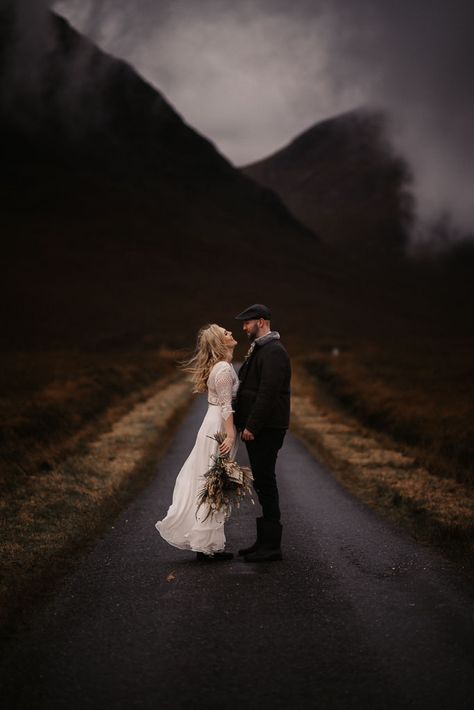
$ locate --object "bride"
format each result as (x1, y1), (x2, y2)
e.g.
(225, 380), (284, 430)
(155, 323), (239, 561)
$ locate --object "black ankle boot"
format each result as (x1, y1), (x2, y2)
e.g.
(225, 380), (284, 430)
(244, 520), (282, 562)
(238, 517), (264, 556)
(196, 551), (234, 562)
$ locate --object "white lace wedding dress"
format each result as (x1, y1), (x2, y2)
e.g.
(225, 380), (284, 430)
(155, 360), (239, 554)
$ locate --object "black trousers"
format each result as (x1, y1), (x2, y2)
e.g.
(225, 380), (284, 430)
(245, 428), (286, 523)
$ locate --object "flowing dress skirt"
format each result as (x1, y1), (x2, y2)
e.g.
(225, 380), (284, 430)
(155, 403), (238, 554)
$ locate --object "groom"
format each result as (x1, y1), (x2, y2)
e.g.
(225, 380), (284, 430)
(234, 304), (291, 562)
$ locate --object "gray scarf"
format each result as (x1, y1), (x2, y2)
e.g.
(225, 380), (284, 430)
(245, 331), (280, 360)
(255, 330), (280, 347)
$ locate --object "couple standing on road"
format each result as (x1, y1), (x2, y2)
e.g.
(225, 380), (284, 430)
(155, 304), (291, 563)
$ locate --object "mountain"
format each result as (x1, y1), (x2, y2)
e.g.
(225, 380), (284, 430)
(0, 9), (332, 351)
(1, 9), (466, 356)
(243, 110), (413, 259)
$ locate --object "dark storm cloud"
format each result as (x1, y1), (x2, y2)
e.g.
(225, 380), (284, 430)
(325, 1), (474, 237)
(53, 0), (364, 160)
(6, 0), (474, 237)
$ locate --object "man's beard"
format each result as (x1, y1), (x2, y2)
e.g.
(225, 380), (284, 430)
(247, 324), (259, 342)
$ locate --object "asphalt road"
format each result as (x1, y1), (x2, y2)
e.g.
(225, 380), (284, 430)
(1, 395), (474, 710)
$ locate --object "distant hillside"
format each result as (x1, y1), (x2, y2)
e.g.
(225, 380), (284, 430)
(244, 110), (413, 258)
(0, 10), (345, 352)
(1, 9), (469, 356)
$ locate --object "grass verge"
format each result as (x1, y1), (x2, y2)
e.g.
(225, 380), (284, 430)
(291, 357), (474, 579)
(0, 349), (193, 640)
(303, 339), (473, 485)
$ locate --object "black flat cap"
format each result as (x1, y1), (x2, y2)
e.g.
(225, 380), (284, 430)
(235, 303), (271, 320)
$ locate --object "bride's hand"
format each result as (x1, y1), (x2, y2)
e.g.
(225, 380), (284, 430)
(219, 435), (235, 456)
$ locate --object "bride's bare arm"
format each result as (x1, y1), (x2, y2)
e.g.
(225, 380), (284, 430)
(219, 414), (236, 455)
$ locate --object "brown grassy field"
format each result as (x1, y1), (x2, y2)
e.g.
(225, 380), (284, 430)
(303, 337), (474, 487)
(0, 347), (193, 637)
(291, 358), (474, 577)
(0, 347), (180, 488)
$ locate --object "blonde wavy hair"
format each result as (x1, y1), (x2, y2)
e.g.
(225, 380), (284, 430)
(181, 323), (229, 393)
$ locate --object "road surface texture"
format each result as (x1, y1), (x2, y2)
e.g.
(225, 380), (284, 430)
(1, 395), (473, 709)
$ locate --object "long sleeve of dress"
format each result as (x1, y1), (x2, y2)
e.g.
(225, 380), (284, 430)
(214, 366), (235, 421)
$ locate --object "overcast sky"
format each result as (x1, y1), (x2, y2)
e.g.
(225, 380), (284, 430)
(29, 1), (474, 236)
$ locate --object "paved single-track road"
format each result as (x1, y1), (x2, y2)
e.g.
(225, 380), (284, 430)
(1, 395), (473, 709)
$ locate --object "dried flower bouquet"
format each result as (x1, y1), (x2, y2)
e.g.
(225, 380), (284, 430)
(196, 431), (254, 521)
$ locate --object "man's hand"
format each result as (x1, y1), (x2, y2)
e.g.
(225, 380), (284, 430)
(241, 428), (255, 441)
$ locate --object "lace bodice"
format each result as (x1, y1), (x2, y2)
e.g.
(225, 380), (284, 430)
(207, 361), (239, 421)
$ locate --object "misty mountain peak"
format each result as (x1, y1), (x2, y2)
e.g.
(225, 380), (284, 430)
(244, 108), (413, 257)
